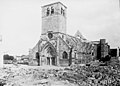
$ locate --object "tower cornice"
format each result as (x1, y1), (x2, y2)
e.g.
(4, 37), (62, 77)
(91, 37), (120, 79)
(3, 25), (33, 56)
(41, 2), (67, 8)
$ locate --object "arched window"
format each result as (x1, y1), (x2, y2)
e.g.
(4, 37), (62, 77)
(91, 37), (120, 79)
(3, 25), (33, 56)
(63, 10), (65, 16)
(61, 7), (63, 14)
(62, 51), (68, 59)
(47, 8), (50, 16)
(51, 7), (54, 14)
(61, 7), (65, 16)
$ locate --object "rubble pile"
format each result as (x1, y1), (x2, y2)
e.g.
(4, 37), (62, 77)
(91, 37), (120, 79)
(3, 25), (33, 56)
(0, 65), (78, 86)
(0, 59), (120, 86)
(58, 61), (120, 86)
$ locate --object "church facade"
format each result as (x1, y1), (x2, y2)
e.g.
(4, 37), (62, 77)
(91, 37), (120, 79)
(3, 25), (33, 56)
(29, 2), (96, 66)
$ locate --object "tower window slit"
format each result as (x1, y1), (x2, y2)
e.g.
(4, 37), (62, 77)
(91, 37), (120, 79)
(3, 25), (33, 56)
(51, 7), (54, 14)
(47, 8), (50, 16)
(61, 7), (63, 14)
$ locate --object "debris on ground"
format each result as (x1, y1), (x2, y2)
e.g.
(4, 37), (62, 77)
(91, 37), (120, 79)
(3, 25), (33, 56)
(0, 58), (120, 86)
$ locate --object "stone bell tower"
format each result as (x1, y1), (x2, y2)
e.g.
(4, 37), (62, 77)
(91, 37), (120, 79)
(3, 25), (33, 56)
(41, 2), (67, 34)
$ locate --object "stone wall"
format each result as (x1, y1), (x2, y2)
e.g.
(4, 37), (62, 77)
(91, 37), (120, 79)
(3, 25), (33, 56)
(58, 36), (70, 66)
(29, 42), (39, 66)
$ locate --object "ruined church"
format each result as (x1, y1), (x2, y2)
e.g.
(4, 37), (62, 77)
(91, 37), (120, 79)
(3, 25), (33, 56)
(29, 2), (97, 66)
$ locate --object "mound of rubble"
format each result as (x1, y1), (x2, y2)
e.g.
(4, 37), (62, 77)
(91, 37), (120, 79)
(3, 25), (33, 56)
(0, 64), (78, 86)
(0, 58), (120, 86)
(58, 60), (120, 86)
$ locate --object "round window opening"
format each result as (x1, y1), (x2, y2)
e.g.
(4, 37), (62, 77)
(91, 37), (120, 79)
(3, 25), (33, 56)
(48, 32), (53, 39)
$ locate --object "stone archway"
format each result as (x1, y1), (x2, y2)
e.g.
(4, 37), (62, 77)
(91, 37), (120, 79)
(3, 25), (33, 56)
(41, 42), (57, 65)
(46, 46), (56, 65)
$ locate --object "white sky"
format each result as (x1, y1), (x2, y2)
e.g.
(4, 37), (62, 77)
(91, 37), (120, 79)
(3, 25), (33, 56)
(0, 0), (120, 56)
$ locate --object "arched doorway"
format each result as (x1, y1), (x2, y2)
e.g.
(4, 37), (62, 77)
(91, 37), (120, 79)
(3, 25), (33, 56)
(35, 52), (40, 66)
(41, 42), (56, 65)
(46, 47), (56, 65)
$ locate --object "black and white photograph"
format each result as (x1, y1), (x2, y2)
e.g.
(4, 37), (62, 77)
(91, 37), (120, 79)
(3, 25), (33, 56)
(0, 0), (120, 86)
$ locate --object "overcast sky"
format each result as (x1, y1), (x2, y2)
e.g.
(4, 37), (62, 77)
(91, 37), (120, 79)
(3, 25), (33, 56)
(0, 0), (120, 56)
